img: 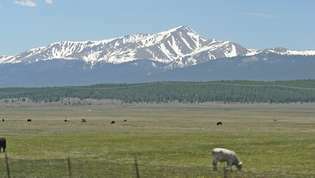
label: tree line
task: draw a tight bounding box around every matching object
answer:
[1,80,315,104]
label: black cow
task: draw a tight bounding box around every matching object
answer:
[1,118,5,122]
[123,120,127,122]
[216,121,223,126]
[0,138,6,152]
[64,119,69,123]
[27,119,32,122]
[81,118,87,123]
[111,121,116,124]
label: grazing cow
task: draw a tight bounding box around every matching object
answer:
[0,138,6,152]
[64,119,69,123]
[216,121,223,126]
[111,121,116,124]
[81,118,87,123]
[1,118,5,122]
[123,120,127,122]
[212,148,242,171]
[27,119,32,122]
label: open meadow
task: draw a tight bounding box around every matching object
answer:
[0,103,315,178]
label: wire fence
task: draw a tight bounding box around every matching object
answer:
[0,154,314,178]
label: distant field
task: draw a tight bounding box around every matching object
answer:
[0,103,315,177]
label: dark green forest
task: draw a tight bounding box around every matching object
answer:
[1,80,315,104]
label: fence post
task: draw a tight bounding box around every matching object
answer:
[223,167,228,178]
[134,156,140,178]
[4,152,11,178]
[67,157,72,178]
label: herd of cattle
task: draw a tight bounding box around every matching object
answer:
[2,117,220,125]
[0,118,243,171]
[0,117,127,124]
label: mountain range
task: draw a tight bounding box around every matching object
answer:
[1,26,315,87]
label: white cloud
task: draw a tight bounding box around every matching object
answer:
[14,0,54,7]
[14,0,37,7]
[45,0,53,5]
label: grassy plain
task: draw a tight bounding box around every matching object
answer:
[0,103,315,177]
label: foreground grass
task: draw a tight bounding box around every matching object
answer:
[0,103,315,177]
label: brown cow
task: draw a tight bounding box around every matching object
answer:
[216,121,223,126]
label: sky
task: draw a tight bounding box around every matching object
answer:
[1,0,315,55]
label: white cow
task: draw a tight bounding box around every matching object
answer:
[212,148,242,171]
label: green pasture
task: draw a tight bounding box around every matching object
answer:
[0,103,314,177]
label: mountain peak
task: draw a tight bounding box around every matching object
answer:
[157,26,195,37]
[169,25,193,32]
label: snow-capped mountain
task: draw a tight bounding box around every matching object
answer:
[1,26,315,86]
[0,26,251,66]
[1,26,315,67]
[2,26,315,68]
[257,47,315,56]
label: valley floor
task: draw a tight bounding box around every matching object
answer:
[0,103,315,177]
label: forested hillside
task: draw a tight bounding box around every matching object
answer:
[1,80,315,104]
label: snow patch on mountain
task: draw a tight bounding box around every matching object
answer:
[266,48,315,56]
[0,56,19,64]
[247,47,315,57]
